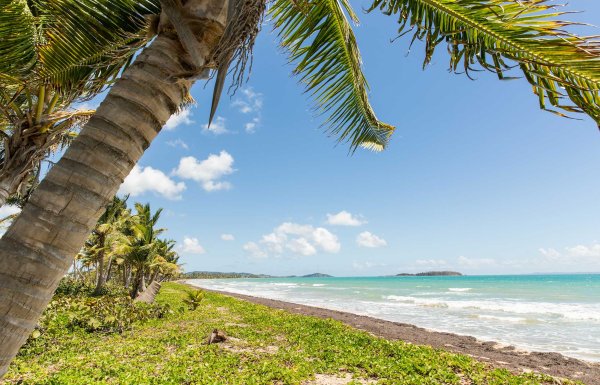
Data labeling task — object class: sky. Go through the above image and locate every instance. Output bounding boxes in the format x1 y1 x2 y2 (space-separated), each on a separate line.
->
9 0 600 276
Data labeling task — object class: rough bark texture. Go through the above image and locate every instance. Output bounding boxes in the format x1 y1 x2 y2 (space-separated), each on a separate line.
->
133 281 161 304
0 0 228 376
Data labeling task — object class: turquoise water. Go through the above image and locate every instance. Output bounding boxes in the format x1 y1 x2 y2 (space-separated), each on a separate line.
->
188 274 600 361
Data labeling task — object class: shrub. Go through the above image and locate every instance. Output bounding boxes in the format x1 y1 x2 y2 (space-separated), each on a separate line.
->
183 289 204 310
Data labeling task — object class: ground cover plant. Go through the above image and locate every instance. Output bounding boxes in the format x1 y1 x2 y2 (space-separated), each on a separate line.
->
1 282 582 385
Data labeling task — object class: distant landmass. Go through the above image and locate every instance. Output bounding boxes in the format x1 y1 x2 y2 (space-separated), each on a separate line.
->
182 271 333 279
396 271 462 276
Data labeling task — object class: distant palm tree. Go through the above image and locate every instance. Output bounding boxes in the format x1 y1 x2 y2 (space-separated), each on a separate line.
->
0 0 598 377
0 0 160 206
126 203 165 297
82 196 130 295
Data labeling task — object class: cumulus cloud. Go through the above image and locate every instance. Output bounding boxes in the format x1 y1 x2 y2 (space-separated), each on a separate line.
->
202 116 228 135
119 165 186 200
166 138 189 150
243 242 267 259
180 237 206 254
326 210 365 226
539 243 600 265
221 234 235 241
243 222 341 259
172 151 235 192
164 109 193 130
356 231 387 248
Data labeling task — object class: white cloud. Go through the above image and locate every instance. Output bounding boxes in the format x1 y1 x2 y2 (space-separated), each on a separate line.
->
243 222 341 259
539 243 600 266
244 117 260 133
180 237 206 254
202 116 228 135
232 88 263 114
326 210 365 226
166 138 189 150
232 88 263 134
164 109 193 130
457 255 496 268
119 165 186 200
221 234 235 241
356 231 387 248
172 151 235 192
243 242 267 259
0 205 21 219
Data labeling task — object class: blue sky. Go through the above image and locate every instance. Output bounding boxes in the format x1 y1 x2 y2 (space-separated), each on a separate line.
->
75 1 600 276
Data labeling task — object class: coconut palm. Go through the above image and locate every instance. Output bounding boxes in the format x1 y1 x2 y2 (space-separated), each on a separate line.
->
0 0 599 377
126 203 165 297
0 0 160 206
82 196 130 295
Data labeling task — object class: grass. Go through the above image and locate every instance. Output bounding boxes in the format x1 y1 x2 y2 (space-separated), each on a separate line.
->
2 282 580 385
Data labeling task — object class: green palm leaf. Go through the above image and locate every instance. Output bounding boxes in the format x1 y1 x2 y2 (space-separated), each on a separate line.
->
369 0 600 125
0 0 36 79
0 0 160 101
270 0 395 152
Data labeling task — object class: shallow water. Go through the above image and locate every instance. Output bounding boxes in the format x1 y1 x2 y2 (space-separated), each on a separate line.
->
187 274 600 362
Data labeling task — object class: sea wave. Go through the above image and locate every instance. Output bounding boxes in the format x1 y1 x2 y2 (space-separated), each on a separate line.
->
448 288 472 292
384 295 600 321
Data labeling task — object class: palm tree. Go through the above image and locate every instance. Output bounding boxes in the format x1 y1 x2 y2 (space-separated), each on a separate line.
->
126 203 164 297
0 0 598 377
0 0 160 206
82 196 130 295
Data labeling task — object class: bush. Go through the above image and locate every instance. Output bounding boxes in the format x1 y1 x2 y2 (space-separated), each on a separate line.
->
183 289 204 310
54 277 93 296
44 296 172 333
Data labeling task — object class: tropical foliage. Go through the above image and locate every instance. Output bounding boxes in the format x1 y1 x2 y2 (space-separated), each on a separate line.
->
75 197 180 298
367 0 600 124
0 0 159 205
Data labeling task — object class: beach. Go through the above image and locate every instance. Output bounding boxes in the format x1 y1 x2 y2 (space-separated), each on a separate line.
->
195 287 600 385
186 275 600 385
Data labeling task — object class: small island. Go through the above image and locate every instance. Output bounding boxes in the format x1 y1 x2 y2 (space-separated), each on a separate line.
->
396 271 463 276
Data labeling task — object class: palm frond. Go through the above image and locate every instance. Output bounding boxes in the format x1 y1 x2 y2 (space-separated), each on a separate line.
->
369 0 600 126
36 0 161 101
0 0 37 80
270 0 395 152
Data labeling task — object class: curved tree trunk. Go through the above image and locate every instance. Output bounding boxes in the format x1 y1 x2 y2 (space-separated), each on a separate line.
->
0 2 227 376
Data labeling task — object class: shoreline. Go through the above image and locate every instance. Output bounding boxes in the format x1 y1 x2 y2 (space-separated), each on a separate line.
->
188 284 600 385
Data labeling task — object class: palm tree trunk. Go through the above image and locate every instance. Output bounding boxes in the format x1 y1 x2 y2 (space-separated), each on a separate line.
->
0 2 227 375
105 257 114 282
93 250 105 295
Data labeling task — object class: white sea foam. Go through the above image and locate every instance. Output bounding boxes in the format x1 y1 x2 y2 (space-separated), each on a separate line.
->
448 288 472 292
312 284 326 287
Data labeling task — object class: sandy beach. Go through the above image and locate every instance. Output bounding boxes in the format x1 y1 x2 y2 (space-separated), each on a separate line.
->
202 287 600 385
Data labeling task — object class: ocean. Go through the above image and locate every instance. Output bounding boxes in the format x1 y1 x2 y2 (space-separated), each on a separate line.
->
187 274 600 362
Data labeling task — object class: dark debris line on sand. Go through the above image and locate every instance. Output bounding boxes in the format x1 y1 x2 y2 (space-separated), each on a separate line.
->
195 287 600 385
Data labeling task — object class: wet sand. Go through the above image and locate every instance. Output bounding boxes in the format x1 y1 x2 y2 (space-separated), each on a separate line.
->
203 288 600 385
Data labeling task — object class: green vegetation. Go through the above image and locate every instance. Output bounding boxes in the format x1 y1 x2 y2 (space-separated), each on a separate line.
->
3 282 580 385
76 197 180 298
